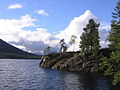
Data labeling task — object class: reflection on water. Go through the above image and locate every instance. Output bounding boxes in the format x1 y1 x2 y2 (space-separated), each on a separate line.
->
0 59 111 90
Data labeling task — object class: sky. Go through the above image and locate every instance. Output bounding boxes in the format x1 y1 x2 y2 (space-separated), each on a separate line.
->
0 0 118 54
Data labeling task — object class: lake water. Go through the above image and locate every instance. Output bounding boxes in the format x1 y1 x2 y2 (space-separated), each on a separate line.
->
0 59 112 90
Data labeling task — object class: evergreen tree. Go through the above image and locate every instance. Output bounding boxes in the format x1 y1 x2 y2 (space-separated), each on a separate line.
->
108 1 120 49
100 1 120 85
59 39 67 52
80 19 100 54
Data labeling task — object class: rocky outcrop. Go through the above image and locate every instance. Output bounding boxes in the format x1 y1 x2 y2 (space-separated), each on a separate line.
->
39 52 99 72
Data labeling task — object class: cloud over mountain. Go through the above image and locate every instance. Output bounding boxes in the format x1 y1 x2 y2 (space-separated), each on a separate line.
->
0 10 110 54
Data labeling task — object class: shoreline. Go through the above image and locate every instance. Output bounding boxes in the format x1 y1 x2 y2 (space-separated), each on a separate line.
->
39 52 99 72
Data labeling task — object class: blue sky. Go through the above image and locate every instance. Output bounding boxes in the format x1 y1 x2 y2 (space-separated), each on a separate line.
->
0 0 117 32
0 0 118 54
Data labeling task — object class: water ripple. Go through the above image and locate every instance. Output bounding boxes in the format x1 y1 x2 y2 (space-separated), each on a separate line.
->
0 59 111 90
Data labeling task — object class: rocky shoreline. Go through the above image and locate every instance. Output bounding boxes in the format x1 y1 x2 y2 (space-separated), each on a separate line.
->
39 52 99 72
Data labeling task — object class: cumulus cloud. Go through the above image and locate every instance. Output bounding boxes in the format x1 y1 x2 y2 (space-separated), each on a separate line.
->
0 14 36 42
56 10 110 51
0 14 53 54
0 10 110 54
11 44 27 51
56 10 100 51
11 40 49 54
35 9 49 16
99 28 110 48
7 3 23 9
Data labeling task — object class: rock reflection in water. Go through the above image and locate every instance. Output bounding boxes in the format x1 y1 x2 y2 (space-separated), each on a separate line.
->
0 59 111 90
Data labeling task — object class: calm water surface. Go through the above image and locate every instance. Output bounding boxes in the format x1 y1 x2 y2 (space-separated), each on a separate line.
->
0 59 111 90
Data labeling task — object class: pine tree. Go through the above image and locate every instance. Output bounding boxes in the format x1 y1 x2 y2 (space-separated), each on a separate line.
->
59 39 67 52
108 1 120 49
80 19 100 54
108 1 120 80
100 1 120 85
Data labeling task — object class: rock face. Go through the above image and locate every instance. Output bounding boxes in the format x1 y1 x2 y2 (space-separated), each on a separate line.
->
39 52 99 72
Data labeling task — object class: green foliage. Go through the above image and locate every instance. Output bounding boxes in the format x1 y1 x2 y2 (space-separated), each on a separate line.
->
100 1 120 85
80 19 100 53
100 50 120 85
69 35 77 51
108 1 120 49
59 39 67 52
113 71 120 85
80 19 100 61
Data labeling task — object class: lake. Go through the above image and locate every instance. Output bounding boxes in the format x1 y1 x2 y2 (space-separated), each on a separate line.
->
0 59 112 90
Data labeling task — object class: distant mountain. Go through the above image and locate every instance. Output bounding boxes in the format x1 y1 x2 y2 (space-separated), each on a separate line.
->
0 39 40 59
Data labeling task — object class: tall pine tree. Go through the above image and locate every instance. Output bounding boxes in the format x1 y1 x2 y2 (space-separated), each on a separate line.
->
100 1 120 85
108 1 120 79
80 19 100 55
109 1 120 49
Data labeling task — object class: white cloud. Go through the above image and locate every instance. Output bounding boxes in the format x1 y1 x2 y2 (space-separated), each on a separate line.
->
99 27 110 48
25 28 51 42
100 25 111 30
55 10 110 51
0 10 110 54
36 28 47 31
8 3 23 9
35 9 49 16
0 14 36 42
0 14 52 54
56 10 99 51
11 44 27 51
